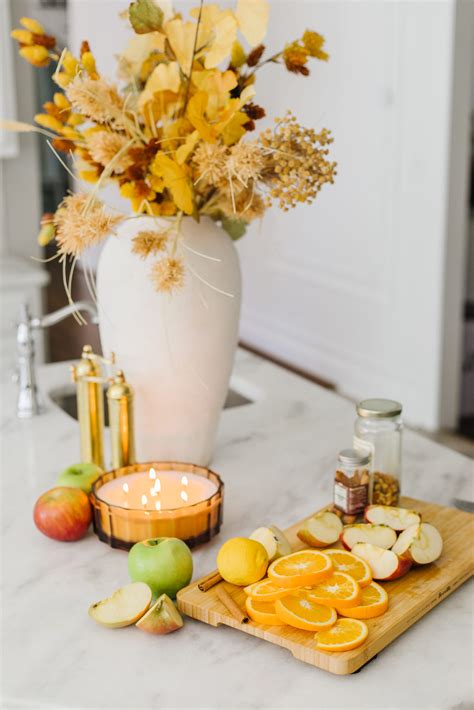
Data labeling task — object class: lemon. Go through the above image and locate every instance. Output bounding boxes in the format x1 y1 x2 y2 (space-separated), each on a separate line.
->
217 537 269 586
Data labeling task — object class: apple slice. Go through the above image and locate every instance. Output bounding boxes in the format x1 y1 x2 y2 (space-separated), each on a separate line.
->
341 524 397 551
365 505 421 531
136 593 184 634
250 525 292 561
297 511 343 548
352 543 412 580
89 582 152 628
392 523 443 564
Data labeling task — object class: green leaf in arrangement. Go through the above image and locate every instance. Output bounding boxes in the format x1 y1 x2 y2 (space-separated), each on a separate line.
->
221 216 248 241
129 0 164 34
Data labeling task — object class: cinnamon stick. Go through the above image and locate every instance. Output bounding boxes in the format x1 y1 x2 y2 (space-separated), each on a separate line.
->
198 570 222 592
216 584 249 624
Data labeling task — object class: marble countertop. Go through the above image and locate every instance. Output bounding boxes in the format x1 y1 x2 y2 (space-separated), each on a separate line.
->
2 349 473 709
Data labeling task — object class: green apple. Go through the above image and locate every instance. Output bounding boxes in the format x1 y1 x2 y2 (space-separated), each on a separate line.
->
57 462 103 494
128 537 193 599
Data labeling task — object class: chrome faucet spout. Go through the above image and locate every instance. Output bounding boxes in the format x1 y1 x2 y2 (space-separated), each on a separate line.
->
31 301 98 329
16 301 98 418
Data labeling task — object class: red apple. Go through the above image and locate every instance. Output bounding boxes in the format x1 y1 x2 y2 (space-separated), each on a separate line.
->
364 505 421 531
33 486 91 541
391 523 443 564
297 511 343 548
352 542 412 580
341 524 397 551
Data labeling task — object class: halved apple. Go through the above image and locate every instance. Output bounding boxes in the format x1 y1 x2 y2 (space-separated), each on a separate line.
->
136 593 184 634
352 542 412 580
392 523 443 564
250 525 292 561
341 524 397 551
88 582 152 628
297 511 343 548
365 505 421 531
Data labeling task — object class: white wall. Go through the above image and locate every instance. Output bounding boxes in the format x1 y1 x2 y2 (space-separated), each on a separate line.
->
67 0 471 430
236 0 471 431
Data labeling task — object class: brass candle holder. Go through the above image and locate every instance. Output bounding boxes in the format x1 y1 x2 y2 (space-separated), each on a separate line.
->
90 462 224 551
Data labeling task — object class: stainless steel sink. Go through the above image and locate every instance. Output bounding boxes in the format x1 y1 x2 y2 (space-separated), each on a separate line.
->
49 386 252 426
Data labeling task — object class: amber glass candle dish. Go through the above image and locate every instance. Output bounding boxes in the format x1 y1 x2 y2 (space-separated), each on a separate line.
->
90 462 224 550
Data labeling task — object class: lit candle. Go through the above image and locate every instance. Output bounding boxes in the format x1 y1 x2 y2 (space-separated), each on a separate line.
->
90 463 224 551
97 469 218 511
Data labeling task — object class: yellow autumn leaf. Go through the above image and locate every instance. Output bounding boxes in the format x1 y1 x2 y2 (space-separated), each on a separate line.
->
176 130 200 164
192 69 237 96
231 40 246 68
187 91 217 143
204 13 237 68
221 111 248 146
192 69 237 116
165 17 212 76
118 33 165 79
239 84 256 107
139 61 180 109
150 153 194 215
189 5 238 70
236 0 269 47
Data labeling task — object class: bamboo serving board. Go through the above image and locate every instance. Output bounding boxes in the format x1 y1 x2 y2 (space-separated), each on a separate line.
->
177 497 474 675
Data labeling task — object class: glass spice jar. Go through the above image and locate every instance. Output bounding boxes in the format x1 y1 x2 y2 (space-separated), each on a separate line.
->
334 449 371 516
353 399 403 506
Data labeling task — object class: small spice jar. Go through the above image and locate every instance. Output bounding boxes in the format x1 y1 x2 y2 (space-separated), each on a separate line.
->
334 449 371 516
354 399 403 505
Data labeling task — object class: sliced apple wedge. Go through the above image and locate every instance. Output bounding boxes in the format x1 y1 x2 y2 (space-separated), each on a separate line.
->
89 582 152 628
250 525 292 561
391 523 443 564
341 524 397 551
136 593 184 634
297 511 343 548
352 543 412 580
365 505 421 531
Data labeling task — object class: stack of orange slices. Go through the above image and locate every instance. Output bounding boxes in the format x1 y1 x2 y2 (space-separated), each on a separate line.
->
243 548 389 652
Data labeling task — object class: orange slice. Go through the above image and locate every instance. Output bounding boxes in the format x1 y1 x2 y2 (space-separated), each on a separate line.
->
336 581 388 619
324 549 372 588
275 591 337 631
245 597 285 626
243 578 291 601
306 572 361 608
268 550 333 588
315 618 368 652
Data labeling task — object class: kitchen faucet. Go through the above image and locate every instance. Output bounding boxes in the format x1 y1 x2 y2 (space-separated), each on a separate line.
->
16 301 98 418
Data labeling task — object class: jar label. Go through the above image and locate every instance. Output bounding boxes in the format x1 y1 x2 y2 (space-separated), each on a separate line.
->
334 481 368 515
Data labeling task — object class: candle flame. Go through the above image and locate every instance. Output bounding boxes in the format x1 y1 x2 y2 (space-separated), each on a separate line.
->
181 475 188 486
155 500 161 511
141 494 148 506
153 478 161 493
150 488 157 497
180 490 189 502
149 467 156 480
122 483 129 493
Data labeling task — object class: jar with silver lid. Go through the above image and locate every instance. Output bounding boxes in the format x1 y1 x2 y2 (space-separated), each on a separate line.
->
334 448 371 516
353 398 403 506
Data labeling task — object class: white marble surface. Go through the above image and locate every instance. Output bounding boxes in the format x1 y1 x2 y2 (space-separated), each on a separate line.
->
1 349 473 709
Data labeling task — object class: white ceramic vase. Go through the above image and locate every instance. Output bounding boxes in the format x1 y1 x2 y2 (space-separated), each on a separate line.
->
96 215 241 466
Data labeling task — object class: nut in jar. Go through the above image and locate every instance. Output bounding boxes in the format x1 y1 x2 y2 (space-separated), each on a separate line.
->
372 471 400 505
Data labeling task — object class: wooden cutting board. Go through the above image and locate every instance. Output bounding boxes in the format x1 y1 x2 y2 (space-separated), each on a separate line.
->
177 497 474 675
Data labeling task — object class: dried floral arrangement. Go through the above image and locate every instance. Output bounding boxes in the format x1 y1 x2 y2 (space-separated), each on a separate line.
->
5 1 336 293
